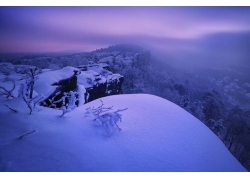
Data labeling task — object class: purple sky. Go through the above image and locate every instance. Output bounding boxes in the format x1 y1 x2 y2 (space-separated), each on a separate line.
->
1 6 250 61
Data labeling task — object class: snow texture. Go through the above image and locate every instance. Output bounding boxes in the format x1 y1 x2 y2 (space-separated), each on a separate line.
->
0 93 246 172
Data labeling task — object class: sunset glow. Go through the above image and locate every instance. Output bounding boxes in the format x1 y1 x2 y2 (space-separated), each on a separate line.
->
0 6 250 57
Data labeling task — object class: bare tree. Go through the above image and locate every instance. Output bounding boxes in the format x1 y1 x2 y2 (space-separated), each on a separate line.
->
23 66 42 99
18 66 43 114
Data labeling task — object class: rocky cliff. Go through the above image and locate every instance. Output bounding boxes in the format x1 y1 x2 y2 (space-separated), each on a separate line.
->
39 63 124 108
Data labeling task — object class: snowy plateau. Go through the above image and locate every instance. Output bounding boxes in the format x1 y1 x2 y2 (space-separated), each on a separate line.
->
0 93 246 171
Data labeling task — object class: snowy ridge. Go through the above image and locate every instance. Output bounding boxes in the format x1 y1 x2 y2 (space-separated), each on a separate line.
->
0 94 246 172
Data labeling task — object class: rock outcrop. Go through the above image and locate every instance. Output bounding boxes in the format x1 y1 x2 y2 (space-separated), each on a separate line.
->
39 63 123 108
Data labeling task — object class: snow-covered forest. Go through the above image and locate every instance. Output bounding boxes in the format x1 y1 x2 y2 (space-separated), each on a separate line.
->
0 44 249 171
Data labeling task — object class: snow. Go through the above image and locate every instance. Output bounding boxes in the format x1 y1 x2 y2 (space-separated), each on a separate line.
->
107 73 123 82
35 66 78 96
0 93 246 172
77 84 86 106
77 70 106 88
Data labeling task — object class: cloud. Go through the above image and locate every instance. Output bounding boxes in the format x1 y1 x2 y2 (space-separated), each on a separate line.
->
1 6 250 53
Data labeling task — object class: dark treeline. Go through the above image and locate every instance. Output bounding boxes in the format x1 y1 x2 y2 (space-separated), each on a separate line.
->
116 54 250 171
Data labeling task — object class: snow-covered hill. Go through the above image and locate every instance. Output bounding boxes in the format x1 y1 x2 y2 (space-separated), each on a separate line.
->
0 94 246 172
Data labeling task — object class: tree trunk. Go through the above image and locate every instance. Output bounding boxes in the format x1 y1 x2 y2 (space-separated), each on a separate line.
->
29 81 34 99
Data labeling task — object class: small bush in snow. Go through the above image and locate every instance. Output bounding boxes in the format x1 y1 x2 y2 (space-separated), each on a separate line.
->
50 91 78 117
19 83 44 114
85 99 128 137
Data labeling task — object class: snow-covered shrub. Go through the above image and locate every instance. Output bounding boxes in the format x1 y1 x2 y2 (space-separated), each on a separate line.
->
19 83 44 114
46 91 61 108
85 99 128 136
51 91 78 117
18 66 43 114
77 84 86 106
23 66 42 99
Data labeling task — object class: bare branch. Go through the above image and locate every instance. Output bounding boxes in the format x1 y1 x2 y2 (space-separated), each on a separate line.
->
85 107 91 111
114 122 121 132
58 91 78 117
115 108 128 113
86 99 113 119
100 106 113 113
0 81 15 98
60 108 70 117
19 130 36 139
4 104 17 113
9 81 16 93
98 99 104 108
19 83 32 114
33 96 44 108
22 94 33 115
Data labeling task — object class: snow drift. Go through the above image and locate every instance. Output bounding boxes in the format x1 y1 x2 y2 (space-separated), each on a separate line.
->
0 94 246 172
